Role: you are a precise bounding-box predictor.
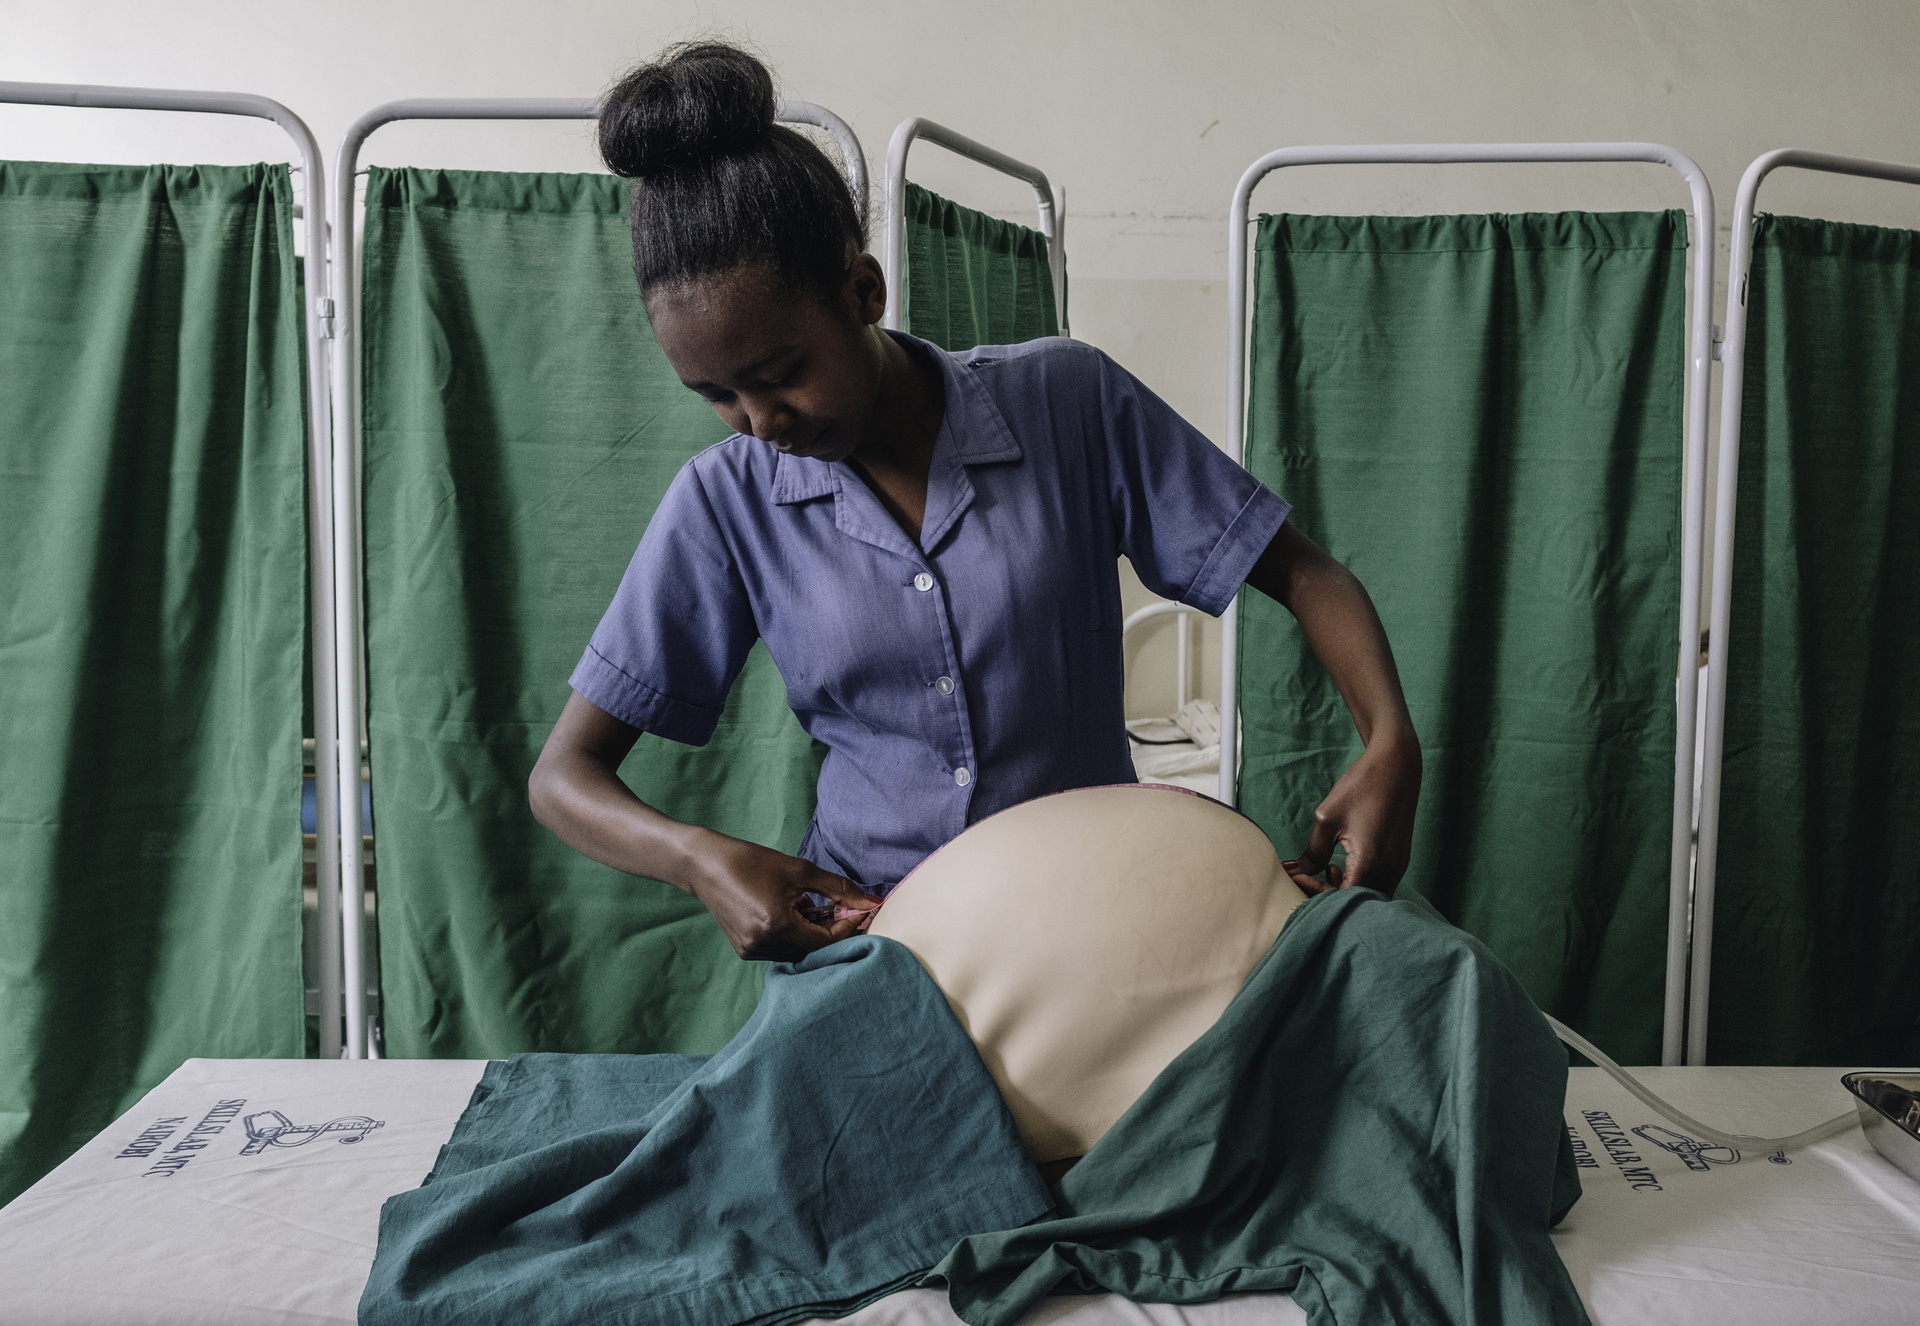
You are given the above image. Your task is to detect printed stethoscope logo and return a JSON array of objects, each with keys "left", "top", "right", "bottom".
[
  {"left": 239, "top": 1109, "right": 385, "bottom": 1155},
  {"left": 1632, "top": 1124, "right": 1739, "bottom": 1171}
]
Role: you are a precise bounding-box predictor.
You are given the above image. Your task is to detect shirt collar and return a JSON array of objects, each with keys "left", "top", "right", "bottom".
[
  {"left": 769, "top": 453, "right": 836, "bottom": 505},
  {"left": 770, "top": 332, "right": 1022, "bottom": 506}
]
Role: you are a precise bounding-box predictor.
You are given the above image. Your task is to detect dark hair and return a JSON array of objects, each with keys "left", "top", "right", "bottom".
[{"left": 598, "top": 41, "right": 867, "bottom": 300}]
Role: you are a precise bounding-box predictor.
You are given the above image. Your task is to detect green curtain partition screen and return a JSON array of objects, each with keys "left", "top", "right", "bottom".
[
  {"left": 902, "top": 181, "right": 1059, "bottom": 351},
  {"left": 1712, "top": 214, "right": 1920, "bottom": 1067},
  {"left": 361, "top": 168, "right": 826, "bottom": 1061},
  {"left": 0, "top": 163, "right": 309, "bottom": 1204},
  {"left": 1238, "top": 211, "right": 1687, "bottom": 1066}
]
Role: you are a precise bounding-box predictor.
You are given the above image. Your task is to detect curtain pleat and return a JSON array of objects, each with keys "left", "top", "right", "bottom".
[
  {"left": 1237, "top": 210, "right": 1687, "bottom": 1064},
  {"left": 903, "top": 181, "right": 1059, "bottom": 350},
  {"left": 0, "top": 162, "right": 308, "bottom": 1204},
  {"left": 1713, "top": 213, "right": 1920, "bottom": 1066},
  {"left": 360, "top": 166, "right": 825, "bottom": 1062}
]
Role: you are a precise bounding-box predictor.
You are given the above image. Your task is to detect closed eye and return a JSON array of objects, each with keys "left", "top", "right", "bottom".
[
  {"left": 679, "top": 345, "right": 803, "bottom": 402},
  {"left": 687, "top": 371, "right": 793, "bottom": 404},
  {"left": 757, "top": 359, "right": 803, "bottom": 389}
]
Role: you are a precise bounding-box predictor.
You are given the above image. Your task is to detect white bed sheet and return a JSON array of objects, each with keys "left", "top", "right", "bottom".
[
  {"left": 0, "top": 1057, "right": 486, "bottom": 1326},
  {"left": 1551, "top": 1065, "right": 1920, "bottom": 1324},
  {"left": 2, "top": 1062, "right": 1914, "bottom": 1326}
]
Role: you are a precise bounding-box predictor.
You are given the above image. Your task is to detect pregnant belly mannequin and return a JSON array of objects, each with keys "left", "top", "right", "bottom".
[{"left": 868, "top": 784, "right": 1307, "bottom": 1163}]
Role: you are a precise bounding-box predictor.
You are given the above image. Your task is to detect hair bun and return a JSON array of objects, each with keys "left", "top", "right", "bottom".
[{"left": 599, "top": 41, "right": 777, "bottom": 179}]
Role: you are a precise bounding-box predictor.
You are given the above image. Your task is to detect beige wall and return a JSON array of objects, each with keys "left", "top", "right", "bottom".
[{"left": 6, "top": 0, "right": 1917, "bottom": 716}]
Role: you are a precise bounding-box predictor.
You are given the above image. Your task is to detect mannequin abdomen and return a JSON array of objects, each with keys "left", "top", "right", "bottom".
[{"left": 870, "top": 784, "right": 1306, "bottom": 1162}]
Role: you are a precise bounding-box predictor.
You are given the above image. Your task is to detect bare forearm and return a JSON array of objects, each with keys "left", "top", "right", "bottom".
[
  {"left": 528, "top": 744, "right": 715, "bottom": 892},
  {"left": 1245, "top": 523, "right": 1422, "bottom": 892},
  {"left": 1287, "top": 559, "right": 1414, "bottom": 748},
  {"left": 531, "top": 690, "right": 874, "bottom": 959},
  {"left": 1248, "top": 523, "right": 1416, "bottom": 750}
]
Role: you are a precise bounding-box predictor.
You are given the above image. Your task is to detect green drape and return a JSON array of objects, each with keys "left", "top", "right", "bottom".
[
  {"left": 903, "top": 181, "right": 1059, "bottom": 351},
  {"left": 1712, "top": 214, "right": 1920, "bottom": 1066},
  {"left": 0, "top": 163, "right": 308, "bottom": 1205},
  {"left": 1237, "top": 211, "right": 1686, "bottom": 1065},
  {"left": 361, "top": 167, "right": 826, "bottom": 1061}
]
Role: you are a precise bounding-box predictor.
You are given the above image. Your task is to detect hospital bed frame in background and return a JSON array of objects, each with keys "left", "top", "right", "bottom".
[
  {"left": 1690, "top": 147, "right": 1920, "bottom": 1065},
  {"left": 880, "top": 118, "right": 1067, "bottom": 336},
  {"left": 1123, "top": 601, "right": 1205, "bottom": 711},
  {"left": 1221, "top": 144, "right": 1717, "bottom": 1067},
  {"left": 0, "top": 79, "right": 351, "bottom": 1058},
  {"left": 325, "top": 97, "right": 868, "bottom": 1059}
]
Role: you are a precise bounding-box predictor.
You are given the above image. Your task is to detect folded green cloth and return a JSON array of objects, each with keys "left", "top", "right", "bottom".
[
  {"left": 361, "top": 887, "right": 1584, "bottom": 1326},
  {"left": 931, "top": 887, "right": 1588, "bottom": 1326},
  {"left": 358, "top": 936, "right": 1053, "bottom": 1326}
]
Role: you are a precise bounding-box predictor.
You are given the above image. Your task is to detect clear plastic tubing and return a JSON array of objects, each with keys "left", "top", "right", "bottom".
[{"left": 1548, "top": 1016, "right": 1858, "bottom": 1153}]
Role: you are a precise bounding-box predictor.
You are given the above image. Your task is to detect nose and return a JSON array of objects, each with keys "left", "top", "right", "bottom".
[{"left": 742, "top": 394, "right": 796, "bottom": 446}]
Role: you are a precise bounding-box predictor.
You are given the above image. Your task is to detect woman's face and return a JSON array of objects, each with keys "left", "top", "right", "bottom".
[{"left": 647, "top": 255, "right": 888, "bottom": 464}]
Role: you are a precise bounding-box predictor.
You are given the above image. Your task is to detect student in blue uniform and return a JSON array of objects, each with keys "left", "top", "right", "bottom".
[{"left": 530, "top": 42, "right": 1422, "bottom": 961}]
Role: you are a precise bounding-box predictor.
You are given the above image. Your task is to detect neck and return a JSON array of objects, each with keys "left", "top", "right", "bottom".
[{"left": 851, "top": 329, "right": 944, "bottom": 480}]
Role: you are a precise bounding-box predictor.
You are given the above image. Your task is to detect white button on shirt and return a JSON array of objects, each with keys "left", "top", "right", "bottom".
[
  {"left": 914, "top": 572, "right": 934, "bottom": 592},
  {"left": 935, "top": 676, "right": 955, "bottom": 696},
  {"left": 954, "top": 768, "right": 971, "bottom": 787}
]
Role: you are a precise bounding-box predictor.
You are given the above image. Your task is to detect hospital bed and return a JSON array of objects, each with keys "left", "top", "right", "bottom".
[
  {"left": 1122, "top": 601, "right": 1226, "bottom": 796},
  {"left": 5, "top": 69, "right": 1917, "bottom": 1320},
  {"left": 2, "top": 1056, "right": 1915, "bottom": 1324}
]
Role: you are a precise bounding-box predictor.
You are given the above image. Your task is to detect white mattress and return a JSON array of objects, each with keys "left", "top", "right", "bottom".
[
  {"left": 0, "top": 1058, "right": 486, "bottom": 1326},
  {"left": 1, "top": 1061, "right": 1914, "bottom": 1325},
  {"left": 1126, "top": 717, "right": 1223, "bottom": 799}
]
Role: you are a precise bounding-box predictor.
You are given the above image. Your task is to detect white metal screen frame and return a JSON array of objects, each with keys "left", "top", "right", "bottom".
[
  {"left": 0, "top": 81, "right": 347, "bottom": 1058},
  {"left": 1222, "top": 144, "right": 1716, "bottom": 1066},
  {"left": 1122, "top": 600, "right": 1205, "bottom": 712},
  {"left": 328, "top": 97, "right": 866, "bottom": 1059},
  {"left": 1690, "top": 148, "right": 1920, "bottom": 1065},
  {"left": 881, "top": 118, "right": 1067, "bottom": 336}
]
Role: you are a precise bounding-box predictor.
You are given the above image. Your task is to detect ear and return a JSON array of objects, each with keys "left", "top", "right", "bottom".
[{"left": 843, "top": 252, "right": 888, "bottom": 328}]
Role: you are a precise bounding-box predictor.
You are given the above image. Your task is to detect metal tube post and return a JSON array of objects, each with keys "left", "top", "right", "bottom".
[
  {"left": 1224, "top": 143, "right": 1714, "bottom": 1065},
  {"left": 329, "top": 96, "right": 864, "bottom": 1057},
  {"left": 882, "top": 118, "right": 1065, "bottom": 333},
  {"left": 1690, "top": 148, "right": 1920, "bottom": 1065},
  {"left": 0, "top": 80, "right": 344, "bottom": 1058},
  {"left": 1122, "top": 601, "right": 1204, "bottom": 714}
]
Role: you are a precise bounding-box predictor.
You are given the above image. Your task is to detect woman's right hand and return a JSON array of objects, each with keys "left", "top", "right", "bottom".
[
  {"left": 687, "top": 834, "right": 879, "bottom": 961},
  {"left": 530, "top": 693, "right": 877, "bottom": 960}
]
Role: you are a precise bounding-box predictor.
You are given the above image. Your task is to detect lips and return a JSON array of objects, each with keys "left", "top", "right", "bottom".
[{"left": 773, "top": 428, "right": 836, "bottom": 459}]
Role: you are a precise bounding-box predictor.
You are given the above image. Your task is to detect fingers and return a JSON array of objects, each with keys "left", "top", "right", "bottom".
[
  {"left": 1282, "top": 859, "right": 1335, "bottom": 895},
  {"left": 739, "top": 896, "right": 874, "bottom": 961},
  {"left": 1343, "top": 854, "right": 1404, "bottom": 898},
  {"left": 698, "top": 844, "right": 882, "bottom": 960},
  {"left": 1299, "top": 806, "right": 1339, "bottom": 874},
  {"left": 737, "top": 917, "right": 837, "bottom": 962},
  {"left": 1339, "top": 846, "right": 1414, "bottom": 897},
  {"left": 826, "top": 914, "right": 869, "bottom": 941},
  {"left": 811, "top": 870, "right": 881, "bottom": 912},
  {"left": 1285, "top": 802, "right": 1342, "bottom": 893},
  {"left": 785, "top": 910, "right": 874, "bottom": 952},
  {"left": 1332, "top": 853, "right": 1412, "bottom": 898}
]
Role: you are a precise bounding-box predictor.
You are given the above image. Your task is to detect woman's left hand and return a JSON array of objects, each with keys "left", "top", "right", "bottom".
[{"left": 1282, "top": 729, "right": 1422, "bottom": 897}]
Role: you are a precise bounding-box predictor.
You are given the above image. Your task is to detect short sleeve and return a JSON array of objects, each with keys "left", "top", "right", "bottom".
[
  {"left": 1094, "top": 350, "right": 1291, "bottom": 616},
  {"left": 568, "top": 461, "right": 758, "bottom": 745}
]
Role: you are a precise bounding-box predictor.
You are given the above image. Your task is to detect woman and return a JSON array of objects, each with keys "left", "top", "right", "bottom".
[{"left": 529, "top": 41, "right": 1422, "bottom": 962}]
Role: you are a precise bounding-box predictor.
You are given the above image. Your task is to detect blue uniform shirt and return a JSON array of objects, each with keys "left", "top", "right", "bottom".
[{"left": 571, "top": 334, "right": 1290, "bottom": 891}]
